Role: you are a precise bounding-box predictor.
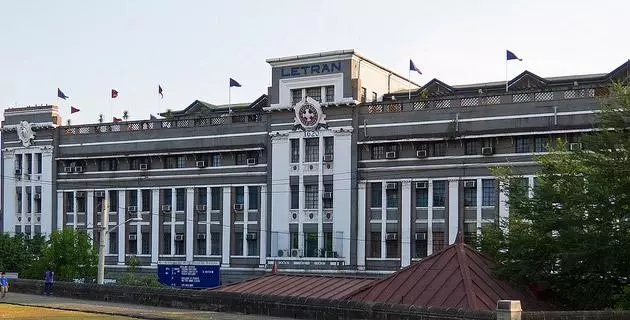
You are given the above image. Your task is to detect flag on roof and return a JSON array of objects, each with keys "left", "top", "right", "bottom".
[
  {"left": 57, "top": 88, "right": 68, "bottom": 100},
  {"left": 506, "top": 50, "right": 522, "bottom": 61},
  {"left": 70, "top": 106, "right": 80, "bottom": 114},
  {"left": 409, "top": 59, "right": 422, "bottom": 75},
  {"left": 229, "top": 78, "right": 241, "bottom": 87},
  {"left": 113, "top": 117, "right": 122, "bottom": 123},
  {"left": 158, "top": 85, "right": 163, "bottom": 99},
  {"left": 150, "top": 114, "right": 157, "bottom": 121},
  {"left": 111, "top": 89, "right": 119, "bottom": 98}
]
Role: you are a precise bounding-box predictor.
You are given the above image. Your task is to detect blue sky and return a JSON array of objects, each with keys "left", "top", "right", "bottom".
[{"left": 0, "top": 0, "right": 628, "bottom": 125}]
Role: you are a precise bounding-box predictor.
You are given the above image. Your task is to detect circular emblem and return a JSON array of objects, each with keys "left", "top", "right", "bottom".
[
  {"left": 293, "top": 97, "right": 326, "bottom": 130},
  {"left": 298, "top": 103, "right": 319, "bottom": 127}
]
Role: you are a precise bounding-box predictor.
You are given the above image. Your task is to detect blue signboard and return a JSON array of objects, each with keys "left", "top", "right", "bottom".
[{"left": 157, "top": 264, "right": 221, "bottom": 289}]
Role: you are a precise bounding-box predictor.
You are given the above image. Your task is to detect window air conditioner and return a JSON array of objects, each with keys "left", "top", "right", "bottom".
[
  {"left": 415, "top": 232, "right": 427, "bottom": 241},
  {"left": 174, "top": 234, "right": 184, "bottom": 241},
  {"left": 323, "top": 192, "right": 333, "bottom": 199},
  {"left": 385, "top": 151, "right": 398, "bottom": 159},
  {"left": 94, "top": 191, "right": 106, "bottom": 198},
  {"left": 416, "top": 150, "right": 428, "bottom": 158},
  {"left": 139, "top": 163, "right": 149, "bottom": 170},
  {"left": 197, "top": 233, "right": 206, "bottom": 240},
  {"left": 76, "top": 191, "right": 86, "bottom": 198},
  {"left": 161, "top": 205, "right": 171, "bottom": 212},
  {"left": 463, "top": 180, "right": 476, "bottom": 188},
  {"left": 569, "top": 142, "right": 582, "bottom": 151},
  {"left": 290, "top": 248, "right": 302, "bottom": 257},
  {"left": 323, "top": 154, "right": 333, "bottom": 162},
  {"left": 195, "top": 161, "right": 206, "bottom": 168},
  {"left": 386, "top": 182, "right": 398, "bottom": 190},
  {"left": 386, "top": 233, "right": 398, "bottom": 241},
  {"left": 196, "top": 204, "right": 207, "bottom": 212},
  {"left": 74, "top": 166, "right": 84, "bottom": 173},
  {"left": 246, "top": 232, "right": 257, "bottom": 240},
  {"left": 415, "top": 181, "right": 428, "bottom": 189},
  {"left": 128, "top": 234, "right": 137, "bottom": 241},
  {"left": 481, "top": 146, "right": 495, "bottom": 155},
  {"left": 64, "top": 167, "right": 73, "bottom": 173},
  {"left": 127, "top": 206, "right": 137, "bottom": 213},
  {"left": 233, "top": 203, "right": 244, "bottom": 211},
  {"left": 246, "top": 158, "right": 257, "bottom": 166}
]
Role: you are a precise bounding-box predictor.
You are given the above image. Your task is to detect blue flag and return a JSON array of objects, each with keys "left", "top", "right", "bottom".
[
  {"left": 57, "top": 88, "right": 68, "bottom": 100},
  {"left": 229, "top": 78, "right": 241, "bottom": 87},
  {"left": 409, "top": 59, "right": 422, "bottom": 75},
  {"left": 506, "top": 50, "right": 522, "bottom": 61}
]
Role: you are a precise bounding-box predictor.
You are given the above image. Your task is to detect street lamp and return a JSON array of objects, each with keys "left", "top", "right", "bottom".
[{"left": 97, "top": 199, "right": 142, "bottom": 285}]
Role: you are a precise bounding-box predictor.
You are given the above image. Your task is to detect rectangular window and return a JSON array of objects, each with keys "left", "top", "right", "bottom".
[
  {"left": 211, "top": 188, "right": 221, "bottom": 210},
  {"left": 197, "top": 238, "right": 206, "bottom": 255},
  {"left": 99, "top": 159, "right": 117, "bottom": 171},
  {"left": 197, "top": 188, "right": 207, "bottom": 205},
  {"left": 175, "top": 236, "right": 184, "bottom": 255},
  {"left": 386, "top": 187, "right": 399, "bottom": 208},
  {"left": 415, "top": 185, "right": 428, "bottom": 207},
  {"left": 130, "top": 158, "right": 140, "bottom": 170},
  {"left": 17, "top": 191, "right": 22, "bottom": 214},
  {"left": 305, "top": 185, "right": 318, "bottom": 209},
  {"left": 163, "top": 189, "right": 172, "bottom": 206},
  {"left": 176, "top": 188, "right": 185, "bottom": 211},
  {"left": 325, "top": 86, "right": 334, "bottom": 102},
  {"left": 234, "top": 232, "right": 244, "bottom": 256},
  {"left": 482, "top": 179, "right": 497, "bottom": 206},
  {"left": 26, "top": 154, "right": 32, "bottom": 174},
  {"left": 235, "top": 152, "right": 247, "bottom": 165},
  {"left": 291, "top": 89, "right": 303, "bottom": 105},
  {"left": 166, "top": 156, "right": 177, "bottom": 169},
  {"left": 290, "top": 185, "right": 299, "bottom": 209},
  {"left": 129, "top": 190, "right": 138, "bottom": 207},
  {"left": 141, "top": 190, "right": 151, "bottom": 212},
  {"left": 109, "top": 190, "right": 118, "bottom": 212},
  {"left": 15, "top": 155, "right": 22, "bottom": 172},
  {"left": 304, "top": 138, "right": 319, "bottom": 162},
  {"left": 324, "top": 137, "right": 334, "bottom": 158},
  {"left": 370, "top": 183, "right": 382, "bottom": 208},
  {"left": 235, "top": 187, "right": 244, "bottom": 205},
  {"left": 109, "top": 232, "right": 118, "bottom": 254},
  {"left": 210, "top": 232, "right": 221, "bottom": 255},
  {"left": 433, "top": 142, "right": 447, "bottom": 157},
  {"left": 76, "top": 197, "right": 86, "bottom": 213},
  {"left": 247, "top": 233, "right": 258, "bottom": 256},
  {"left": 386, "top": 236, "right": 399, "bottom": 258},
  {"left": 370, "top": 232, "right": 381, "bottom": 258},
  {"left": 35, "top": 197, "right": 41, "bottom": 213},
  {"left": 433, "top": 181, "right": 446, "bottom": 207},
  {"left": 534, "top": 136, "right": 548, "bottom": 152},
  {"left": 176, "top": 156, "right": 186, "bottom": 168},
  {"left": 142, "top": 232, "right": 150, "bottom": 254},
  {"left": 415, "top": 234, "right": 428, "bottom": 258},
  {"left": 65, "top": 192, "right": 74, "bottom": 212},
  {"left": 371, "top": 145, "right": 385, "bottom": 160},
  {"left": 211, "top": 154, "right": 221, "bottom": 167},
  {"left": 290, "top": 139, "right": 300, "bottom": 163},
  {"left": 248, "top": 186, "right": 259, "bottom": 210},
  {"left": 515, "top": 137, "right": 531, "bottom": 153},
  {"left": 306, "top": 87, "right": 321, "bottom": 102},
  {"left": 361, "top": 87, "right": 367, "bottom": 103},
  {"left": 464, "top": 183, "right": 477, "bottom": 207},
  {"left": 465, "top": 140, "right": 479, "bottom": 155},
  {"left": 129, "top": 234, "right": 137, "bottom": 254},
  {"left": 290, "top": 232, "right": 299, "bottom": 250},
  {"left": 26, "top": 192, "right": 32, "bottom": 213},
  {"left": 36, "top": 153, "right": 42, "bottom": 174},
  {"left": 372, "top": 92, "right": 378, "bottom": 102},
  {"left": 323, "top": 184, "right": 333, "bottom": 209}
]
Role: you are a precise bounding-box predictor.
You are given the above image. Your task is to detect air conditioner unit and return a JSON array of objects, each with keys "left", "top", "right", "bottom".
[
  {"left": 34, "top": 193, "right": 41, "bottom": 200},
  {"left": 161, "top": 205, "right": 171, "bottom": 212},
  {"left": 195, "top": 161, "right": 206, "bottom": 168},
  {"left": 569, "top": 142, "right": 582, "bottom": 151},
  {"left": 174, "top": 234, "right": 184, "bottom": 241},
  {"left": 415, "top": 232, "right": 427, "bottom": 241},
  {"left": 246, "top": 158, "right": 257, "bottom": 166},
  {"left": 74, "top": 166, "right": 84, "bottom": 173},
  {"left": 195, "top": 204, "right": 207, "bottom": 212},
  {"left": 416, "top": 150, "right": 428, "bottom": 158},
  {"left": 94, "top": 191, "right": 106, "bottom": 198},
  {"left": 128, "top": 234, "right": 137, "bottom": 241},
  {"left": 385, "top": 151, "right": 398, "bottom": 159},
  {"left": 64, "top": 167, "right": 73, "bottom": 173},
  {"left": 415, "top": 181, "right": 428, "bottom": 189},
  {"left": 76, "top": 191, "right": 86, "bottom": 198},
  {"left": 139, "top": 163, "right": 149, "bottom": 170},
  {"left": 233, "top": 203, "right": 244, "bottom": 211},
  {"left": 481, "top": 146, "right": 495, "bottom": 155},
  {"left": 290, "top": 248, "right": 302, "bottom": 257},
  {"left": 197, "top": 233, "right": 206, "bottom": 240},
  {"left": 128, "top": 206, "right": 137, "bottom": 213},
  {"left": 277, "top": 249, "right": 290, "bottom": 257},
  {"left": 386, "top": 182, "right": 398, "bottom": 190},
  {"left": 323, "top": 154, "right": 333, "bottom": 162},
  {"left": 15, "top": 169, "right": 22, "bottom": 176},
  {"left": 246, "top": 232, "right": 257, "bottom": 240},
  {"left": 463, "top": 180, "right": 476, "bottom": 188},
  {"left": 323, "top": 192, "right": 333, "bottom": 199},
  {"left": 386, "top": 233, "right": 398, "bottom": 241}
]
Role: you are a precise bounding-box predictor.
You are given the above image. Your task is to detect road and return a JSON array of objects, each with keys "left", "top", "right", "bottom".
[{"left": 1, "top": 292, "right": 290, "bottom": 320}]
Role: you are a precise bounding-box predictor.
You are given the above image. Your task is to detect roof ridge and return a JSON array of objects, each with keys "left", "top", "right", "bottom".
[{"left": 456, "top": 242, "right": 477, "bottom": 309}]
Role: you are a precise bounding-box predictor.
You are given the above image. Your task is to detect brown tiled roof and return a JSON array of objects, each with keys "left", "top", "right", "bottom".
[
  {"left": 346, "top": 240, "right": 539, "bottom": 311},
  {"left": 209, "top": 274, "right": 377, "bottom": 300}
]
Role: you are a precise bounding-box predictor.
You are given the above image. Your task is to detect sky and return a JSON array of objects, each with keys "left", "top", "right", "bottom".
[{"left": 0, "top": 0, "right": 628, "bottom": 125}]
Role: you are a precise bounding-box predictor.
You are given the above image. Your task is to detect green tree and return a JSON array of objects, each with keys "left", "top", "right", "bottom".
[
  {"left": 481, "top": 83, "right": 630, "bottom": 310},
  {"left": 41, "top": 230, "right": 97, "bottom": 282}
]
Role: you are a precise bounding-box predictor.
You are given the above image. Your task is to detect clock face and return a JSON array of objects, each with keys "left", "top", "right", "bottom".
[{"left": 298, "top": 103, "right": 319, "bottom": 128}]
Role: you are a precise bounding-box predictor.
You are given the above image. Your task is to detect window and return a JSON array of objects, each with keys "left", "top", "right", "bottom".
[
  {"left": 34, "top": 196, "right": 41, "bottom": 213},
  {"left": 291, "top": 89, "right": 303, "bottom": 105},
  {"left": 482, "top": 179, "right": 496, "bottom": 206},
  {"left": 65, "top": 192, "right": 74, "bottom": 212},
  {"left": 306, "top": 87, "right": 321, "bottom": 102},
  {"left": 26, "top": 192, "right": 32, "bottom": 213},
  {"left": 211, "top": 188, "right": 221, "bottom": 210},
  {"left": 372, "top": 92, "right": 378, "bottom": 102},
  {"left": 534, "top": 136, "right": 548, "bottom": 152},
  {"left": 197, "top": 237, "right": 206, "bottom": 255},
  {"left": 197, "top": 188, "right": 207, "bottom": 205},
  {"left": 247, "top": 233, "right": 258, "bottom": 256},
  {"left": 109, "top": 232, "right": 118, "bottom": 254},
  {"left": 235, "top": 187, "right": 244, "bottom": 205},
  {"left": 129, "top": 190, "right": 138, "bottom": 207},
  {"left": 433, "top": 181, "right": 446, "bottom": 207},
  {"left": 433, "top": 142, "right": 447, "bottom": 157},
  {"left": 129, "top": 234, "right": 137, "bottom": 254},
  {"left": 305, "top": 185, "right": 318, "bottom": 209},
  {"left": 235, "top": 152, "right": 248, "bottom": 165},
  {"left": 370, "top": 232, "right": 381, "bottom": 258},
  {"left": 371, "top": 145, "right": 385, "bottom": 160},
  {"left": 210, "top": 232, "right": 221, "bottom": 255},
  {"left": 163, "top": 189, "right": 172, "bottom": 206},
  {"left": 176, "top": 188, "right": 185, "bottom": 211},
  {"left": 304, "top": 138, "right": 319, "bottom": 162},
  {"left": 415, "top": 232, "right": 428, "bottom": 258},
  {"left": 211, "top": 154, "right": 221, "bottom": 167},
  {"left": 386, "top": 235, "right": 399, "bottom": 258},
  {"left": 109, "top": 190, "right": 118, "bottom": 212},
  {"left": 15, "top": 155, "right": 22, "bottom": 172},
  {"left": 175, "top": 235, "right": 184, "bottom": 255},
  {"left": 142, "top": 232, "right": 150, "bottom": 254},
  {"left": 290, "top": 139, "right": 299, "bottom": 163},
  {"left": 17, "top": 191, "right": 22, "bottom": 214},
  {"left": 26, "top": 154, "right": 32, "bottom": 174},
  {"left": 464, "top": 183, "right": 477, "bottom": 207},
  {"left": 323, "top": 184, "right": 333, "bottom": 209},
  {"left": 324, "top": 137, "right": 334, "bottom": 158},
  {"left": 290, "top": 185, "right": 299, "bottom": 209},
  {"left": 433, "top": 231, "right": 445, "bottom": 252},
  {"left": 248, "top": 186, "right": 259, "bottom": 210},
  {"left": 36, "top": 153, "right": 42, "bottom": 174},
  {"left": 176, "top": 156, "right": 186, "bottom": 168},
  {"left": 290, "top": 232, "right": 299, "bottom": 250},
  {"left": 234, "top": 232, "right": 244, "bottom": 256},
  {"left": 515, "top": 137, "right": 531, "bottom": 153},
  {"left": 165, "top": 156, "right": 177, "bottom": 169},
  {"left": 141, "top": 190, "right": 151, "bottom": 212},
  {"left": 370, "top": 183, "right": 382, "bottom": 208},
  {"left": 386, "top": 187, "right": 399, "bottom": 208},
  {"left": 325, "top": 86, "right": 334, "bottom": 102},
  {"left": 415, "top": 185, "right": 428, "bottom": 207},
  {"left": 99, "top": 159, "right": 117, "bottom": 171},
  {"left": 76, "top": 197, "right": 86, "bottom": 213},
  {"left": 361, "top": 87, "right": 367, "bottom": 103},
  {"left": 465, "top": 140, "right": 479, "bottom": 155}
]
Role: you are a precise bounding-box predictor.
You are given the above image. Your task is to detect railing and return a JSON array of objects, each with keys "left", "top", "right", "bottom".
[
  {"left": 63, "top": 114, "right": 263, "bottom": 136},
  {"left": 365, "top": 87, "right": 609, "bottom": 114}
]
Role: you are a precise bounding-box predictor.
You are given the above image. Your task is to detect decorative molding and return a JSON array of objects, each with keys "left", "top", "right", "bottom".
[{"left": 2, "top": 121, "right": 55, "bottom": 132}]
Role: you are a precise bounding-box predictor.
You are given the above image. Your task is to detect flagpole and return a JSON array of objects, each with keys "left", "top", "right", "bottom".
[
  {"left": 408, "top": 68, "right": 411, "bottom": 100},
  {"left": 505, "top": 59, "right": 509, "bottom": 93}
]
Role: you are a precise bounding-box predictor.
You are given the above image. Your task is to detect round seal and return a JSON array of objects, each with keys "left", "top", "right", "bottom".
[{"left": 293, "top": 97, "right": 326, "bottom": 130}]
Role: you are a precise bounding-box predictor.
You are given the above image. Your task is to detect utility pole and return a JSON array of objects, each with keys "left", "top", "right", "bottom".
[{"left": 97, "top": 199, "right": 109, "bottom": 285}]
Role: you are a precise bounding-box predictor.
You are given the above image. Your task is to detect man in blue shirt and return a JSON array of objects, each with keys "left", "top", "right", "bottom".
[
  {"left": 0, "top": 272, "right": 8, "bottom": 298},
  {"left": 44, "top": 269, "right": 54, "bottom": 295}
]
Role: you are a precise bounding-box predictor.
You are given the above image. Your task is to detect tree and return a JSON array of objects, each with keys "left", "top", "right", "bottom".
[
  {"left": 481, "top": 83, "right": 630, "bottom": 310},
  {"left": 41, "top": 230, "right": 97, "bottom": 282},
  {"left": 164, "top": 109, "right": 173, "bottom": 120}
]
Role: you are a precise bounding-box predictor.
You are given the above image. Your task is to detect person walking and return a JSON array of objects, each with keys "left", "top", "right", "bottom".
[
  {"left": 0, "top": 272, "right": 9, "bottom": 298},
  {"left": 44, "top": 269, "right": 54, "bottom": 296}
]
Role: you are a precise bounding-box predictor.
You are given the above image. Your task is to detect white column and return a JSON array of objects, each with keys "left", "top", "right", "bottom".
[
  {"left": 151, "top": 189, "right": 160, "bottom": 266},
  {"left": 136, "top": 189, "right": 142, "bottom": 255},
  {"left": 21, "top": 153, "right": 27, "bottom": 232},
  {"left": 298, "top": 173, "right": 305, "bottom": 254},
  {"left": 476, "top": 178, "right": 483, "bottom": 236},
  {"left": 528, "top": 176, "right": 535, "bottom": 199},
  {"left": 401, "top": 180, "right": 412, "bottom": 267},
  {"left": 270, "top": 134, "right": 290, "bottom": 255},
  {"left": 86, "top": 191, "right": 94, "bottom": 245},
  {"left": 103, "top": 191, "right": 109, "bottom": 253},
  {"left": 259, "top": 185, "right": 267, "bottom": 266},
  {"left": 40, "top": 148, "right": 53, "bottom": 236},
  {"left": 206, "top": 187, "right": 211, "bottom": 256},
  {"left": 72, "top": 191, "right": 77, "bottom": 230},
  {"left": 243, "top": 186, "right": 249, "bottom": 256},
  {"left": 118, "top": 190, "right": 126, "bottom": 265},
  {"left": 427, "top": 180, "right": 434, "bottom": 256},
  {"left": 448, "top": 179, "right": 459, "bottom": 244},
  {"left": 56, "top": 191, "right": 64, "bottom": 231},
  {"left": 2, "top": 151, "right": 15, "bottom": 233},
  {"left": 357, "top": 181, "right": 366, "bottom": 270},
  {"left": 381, "top": 181, "right": 387, "bottom": 258},
  {"left": 186, "top": 187, "right": 194, "bottom": 262},
  {"left": 170, "top": 188, "right": 176, "bottom": 256},
  {"left": 29, "top": 157, "right": 36, "bottom": 233},
  {"left": 332, "top": 131, "right": 352, "bottom": 265},
  {"left": 221, "top": 186, "right": 231, "bottom": 267},
  {"left": 317, "top": 136, "right": 324, "bottom": 252}
]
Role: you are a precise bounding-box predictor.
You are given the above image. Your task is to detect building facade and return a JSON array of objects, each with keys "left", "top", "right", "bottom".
[{"left": 2, "top": 49, "right": 622, "bottom": 276}]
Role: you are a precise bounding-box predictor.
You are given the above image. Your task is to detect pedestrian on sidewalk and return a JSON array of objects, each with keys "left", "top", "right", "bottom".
[
  {"left": 0, "top": 272, "right": 9, "bottom": 298},
  {"left": 44, "top": 269, "right": 54, "bottom": 296}
]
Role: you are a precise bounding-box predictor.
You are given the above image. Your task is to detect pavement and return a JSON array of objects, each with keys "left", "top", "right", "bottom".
[{"left": 0, "top": 293, "right": 290, "bottom": 320}]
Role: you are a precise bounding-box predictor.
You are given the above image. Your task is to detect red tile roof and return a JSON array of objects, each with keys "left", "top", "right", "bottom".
[
  {"left": 209, "top": 274, "right": 377, "bottom": 300},
  {"left": 346, "top": 240, "right": 540, "bottom": 311}
]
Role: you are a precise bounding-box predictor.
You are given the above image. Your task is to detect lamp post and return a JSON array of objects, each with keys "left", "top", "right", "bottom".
[{"left": 97, "top": 199, "right": 142, "bottom": 285}]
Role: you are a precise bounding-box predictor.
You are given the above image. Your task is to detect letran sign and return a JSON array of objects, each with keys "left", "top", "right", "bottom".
[
  {"left": 280, "top": 61, "right": 342, "bottom": 77},
  {"left": 157, "top": 264, "right": 220, "bottom": 288}
]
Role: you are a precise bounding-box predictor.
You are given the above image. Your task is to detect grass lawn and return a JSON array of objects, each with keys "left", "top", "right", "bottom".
[{"left": 0, "top": 304, "right": 139, "bottom": 319}]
